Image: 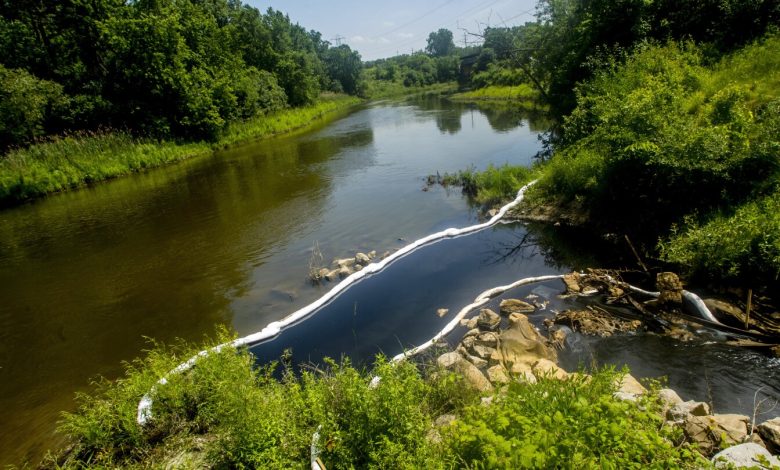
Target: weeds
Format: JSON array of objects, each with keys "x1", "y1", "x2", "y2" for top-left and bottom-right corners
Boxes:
[{"x1": 47, "y1": 334, "x2": 702, "y2": 468}]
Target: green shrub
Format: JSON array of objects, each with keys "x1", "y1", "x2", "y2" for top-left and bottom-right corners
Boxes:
[
  {"x1": 442, "y1": 369, "x2": 703, "y2": 469},
  {"x1": 443, "y1": 164, "x2": 537, "y2": 206},
  {"x1": 660, "y1": 189, "x2": 780, "y2": 282}
]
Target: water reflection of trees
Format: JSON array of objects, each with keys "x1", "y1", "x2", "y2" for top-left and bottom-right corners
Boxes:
[
  {"x1": 407, "y1": 93, "x2": 553, "y2": 135},
  {"x1": 484, "y1": 222, "x2": 627, "y2": 271}
]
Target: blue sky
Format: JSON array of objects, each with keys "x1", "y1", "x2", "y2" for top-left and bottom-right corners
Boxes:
[{"x1": 246, "y1": 0, "x2": 538, "y2": 61}]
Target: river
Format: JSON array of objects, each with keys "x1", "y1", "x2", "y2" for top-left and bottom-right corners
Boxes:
[
  {"x1": 2, "y1": 96, "x2": 778, "y2": 466},
  {"x1": 0, "y1": 96, "x2": 548, "y2": 465}
]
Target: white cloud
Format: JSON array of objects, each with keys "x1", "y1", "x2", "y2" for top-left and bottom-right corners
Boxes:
[
  {"x1": 349, "y1": 35, "x2": 391, "y2": 45},
  {"x1": 350, "y1": 35, "x2": 367, "y2": 43},
  {"x1": 396, "y1": 32, "x2": 414, "y2": 39}
]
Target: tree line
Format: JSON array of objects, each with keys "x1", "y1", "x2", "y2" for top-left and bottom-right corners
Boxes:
[{"x1": 0, "y1": 0, "x2": 363, "y2": 149}]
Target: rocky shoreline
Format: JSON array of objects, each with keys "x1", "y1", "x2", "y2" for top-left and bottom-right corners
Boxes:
[{"x1": 435, "y1": 272, "x2": 780, "y2": 468}]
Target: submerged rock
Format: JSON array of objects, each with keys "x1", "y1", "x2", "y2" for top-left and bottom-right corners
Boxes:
[
  {"x1": 499, "y1": 298, "x2": 536, "y2": 315},
  {"x1": 477, "y1": 309, "x2": 501, "y2": 331}
]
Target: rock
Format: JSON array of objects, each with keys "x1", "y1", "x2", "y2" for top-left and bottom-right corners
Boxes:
[
  {"x1": 338, "y1": 266, "x2": 352, "y2": 278},
  {"x1": 614, "y1": 391, "x2": 639, "y2": 402},
  {"x1": 498, "y1": 322, "x2": 554, "y2": 371},
  {"x1": 324, "y1": 269, "x2": 341, "y2": 281},
  {"x1": 563, "y1": 273, "x2": 581, "y2": 293},
  {"x1": 657, "y1": 388, "x2": 684, "y2": 408},
  {"x1": 711, "y1": 443, "x2": 780, "y2": 468},
  {"x1": 549, "y1": 327, "x2": 567, "y2": 350},
  {"x1": 459, "y1": 360, "x2": 494, "y2": 392},
  {"x1": 712, "y1": 414, "x2": 750, "y2": 446},
  {"x1": 532, "y1": 359, "x2": 568, "y2": 380},
  {"x1": 684, "y1": 414, "x2": 749, "y2": 455},
  {"x1": 499, "y1": 299, "x2": 536, "y2": 315},
  {"x1": 461, "y1": 335, "x2": 475, "y2": 351},
  {"x1": 471, "y1": 345, "x2": 497, "y2": 361},
  {"x1": 616, "y1": 374, "x2": 647, "y2": 396},
  {"x1": 436, "y1": 308, "x2": 449, "y2": 317},
  {"x1": 437, "y1": 351, "x2": 493, "y2": 392},
  {"x1": 487, "y1": 365, "x2": 510, "y2": 384},
  {"x1": 317, "y1": 267, "x2": 330, "y2": 279},
  {"x1": 437, "y1": 352, "x2": 462, "y2": 369},
  {"x1": 509, "y1": 362, "x2": 537, "y2": 383},
  {"x1": 464, "y1": 353, "x2": 488, "y2": 369},
  {"x1": 657, "y1": 272, "x2": 683, "y2": 305},
  {"x1": 368, "y1": 250, "x2": 377, "y2": 259},
  {"x1": 667, "y1": 400, "x2": 711, "y2": 422},
  {"x1": 355, "y1": 252, "x2": 371, "y2": 264},
  {"x1": 460, "y1": 316, "x2": 479, "y2": 329},
  {"x1": 463, "y1": 328, "x2": 480, "y2": 338},
  {"x1": 758, "y1": 417, "x2": 780, "y2": 453},
  {"x1": 477, "y1": 309, "x2": 501, "y2": 331},
  {"x1": 334, "y1": 257, "x2": 356, "y2": 269},
  {"x1": 474, "y1": 332, "x2": 499, "y2": 348},
  {"x1": 703, "y1": 298, "x2": 745, "y2": 322}
]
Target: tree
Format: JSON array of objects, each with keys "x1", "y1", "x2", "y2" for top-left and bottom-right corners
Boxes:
[
  {"x1": 323, "y1": 45, "x2": 362, "y2": 94},
  {"x1": 0, "y1": 65, "x2": 64, "y2": 149},
  {"x1": 425, "y1": 28, "x2": 454, "y2": 57}
]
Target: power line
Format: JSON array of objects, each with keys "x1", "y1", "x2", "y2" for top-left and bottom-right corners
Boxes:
[{"x1": 368, "y1": 0, "x2": 458, "y2": 40}]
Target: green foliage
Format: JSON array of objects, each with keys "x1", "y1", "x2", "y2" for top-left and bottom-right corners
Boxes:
[
  {"x1": 0, "y1": 0, "x2": 363, "y2": 145},
  {"x1": 660, "y1": 190, "x2": 780, "y2": 282},
  {"x1": 426, "y1": 28, "x2": 456, "y2": 57},
  {"x1": 443, "y1": 369, "x2": 703, "y2": 468},
  {"x1": 532, "y1": 35, "x2": 780, "y2": 283},
  {"x1": 538, "y1": 39, "x2": 780, "y2": 230},
  {"x1": 51, "y1": 336, "x2": 702, "y2": 469},
  {"x1": 451, "y1": 84, "x2": 538, "y2": 103},
  {"x1": 443, "y1": 164, "x2": 537, "y2": 206},
  {"x1": 0, "y1": 65, "x2": 64, "y2": 149}
]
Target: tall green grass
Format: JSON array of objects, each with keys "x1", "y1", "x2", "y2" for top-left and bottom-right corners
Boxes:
[
  {"x1": 0, "y1": 95, "x2": 361, "y2": 207},
  {"x1": 450, "y1": 84, "x2": 541, "y2": 104},
  {"x1": 46, "y1": 333, "x2": 702, "y2": 468},
  {"x1": 441, "y1": 164, "x2": 539, "y2": 206}
]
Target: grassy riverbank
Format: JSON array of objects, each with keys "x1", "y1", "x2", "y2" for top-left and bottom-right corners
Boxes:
[
  {"x1": 42, "y1": 332, "x2": 702, "y2": 469},
  {"x1": 450, "y1": 84, "x2": 542, "y2": 106},
  {"x1": 458, "y1": 34, "x2": 780, "y2": 287},
  {"x1": 0, "y1": 95, "x2": 360, "y2": 207},
  {"x1": 362, "y1": 80, "x2": 458, "y2": 100}
]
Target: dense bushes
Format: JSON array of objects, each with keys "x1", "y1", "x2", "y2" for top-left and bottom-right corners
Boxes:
[
  {"x1": 50, "y1": 333, "x2": 702, "y2": 468},
  {"x1": 538, "y1": 36, "x2": 780, "y2": 281}
]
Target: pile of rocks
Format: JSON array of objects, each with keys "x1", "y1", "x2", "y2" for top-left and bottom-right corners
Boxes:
[
  {"x1": 311, "y1": 250, "x2": 387, "y2": 283},
  {"x1": 435, "y1": 293, "x2": 780, "y2": 467},
  {"x1": 436, "y1": 298, "x2": 567, "y2": 393}
]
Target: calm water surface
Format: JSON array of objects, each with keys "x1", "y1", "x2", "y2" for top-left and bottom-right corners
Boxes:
[{"x1": 0, "y1": 96, "x2": 547, "y2": 465}]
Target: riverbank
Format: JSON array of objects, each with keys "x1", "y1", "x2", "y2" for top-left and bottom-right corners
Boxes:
[
  {"x1": 0, "y1": 95, "x2": 361, "y2": 208},
  {"x1": 449, "y1": 84, "x2": 546, "y2": 109},
  {"x1": 40, "y1": 330, "x2": 705, "y2": 468}
]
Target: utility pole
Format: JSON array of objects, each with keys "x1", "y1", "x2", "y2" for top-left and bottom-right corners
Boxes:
[{"x1": 330, "y1": 35, "x2": 345, "y2": 46}]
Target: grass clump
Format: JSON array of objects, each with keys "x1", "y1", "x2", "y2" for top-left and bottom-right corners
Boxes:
[
  {"x1": 47, "y1": 334, "x2": 703, "y2": 468},
  {"x1": 450, "y1": 84, "x2": 540, "y2": 104},
  {"x1": 0, "y1": 95, "x2": 360, "y2": 207},
  {"x1": 440, "y1": 164, "x2": 538, "y2": 207}
]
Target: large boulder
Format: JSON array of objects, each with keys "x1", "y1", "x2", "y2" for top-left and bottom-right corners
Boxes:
[
  {"x1": 758, "y1": 417, "x2": 780, "y2": 453},
  {"x1": 497, "y1": 315, "x2": 554, "y2": 372},
  {"x1": 477, "y1": 309, "x2": 501, "y2": 331},
  {"x1": 684, "y1": 414, "x2": 749, "y2": 455},
  {"x1": 711, "y1": 443, "x2": 780, "y2": 468},
  {"x1": 616, "y1": 374, "x2": 647, "y2": 395},
  {"x1": 486, "y1": 365, "x2": 510, "y2": 385},
  {"x1": 532, "y1": 359, "x2": 568, "y2": 380},
  {"x1": 499, "y1": 299, "x2": 536, "y2": 315},
  {"x1": 436, "y1": 351, "x2": 493, "y2": 392}
]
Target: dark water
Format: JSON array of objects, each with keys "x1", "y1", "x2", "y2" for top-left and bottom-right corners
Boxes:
[{"x1": 0, "y1": 96, "x2": 546, "y2": 465}]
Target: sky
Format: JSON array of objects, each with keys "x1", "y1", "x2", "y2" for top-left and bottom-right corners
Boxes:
[{"x1": 246, "y1": 0, "x2": 538, "y2": 61}]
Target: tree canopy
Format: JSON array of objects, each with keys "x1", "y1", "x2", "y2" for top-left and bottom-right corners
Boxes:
[{"x1": 0, "y1": 0, "x2": 363, "y2": 149}]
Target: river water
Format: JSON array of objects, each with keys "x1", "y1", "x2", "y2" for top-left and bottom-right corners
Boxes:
[
  {"x1": 2, "y1": 96, "x2": 778, "y2": 466},
  {"x1": 0, "y1": 96, "x2": 548, "y2": 465}
]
